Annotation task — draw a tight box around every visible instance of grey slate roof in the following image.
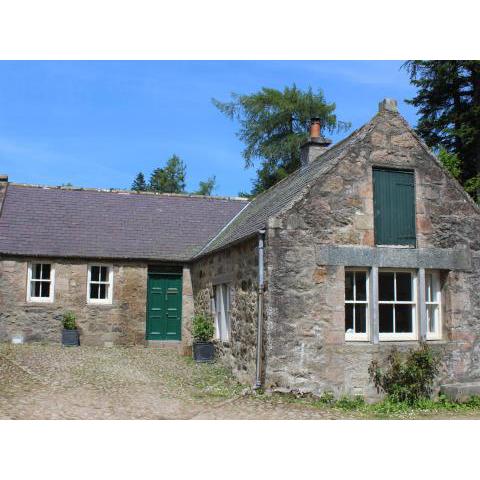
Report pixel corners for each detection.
[198,117,377,257]
[0,185,247,261]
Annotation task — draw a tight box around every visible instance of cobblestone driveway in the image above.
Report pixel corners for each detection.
[0,344,345,420]
[2,345,478,420]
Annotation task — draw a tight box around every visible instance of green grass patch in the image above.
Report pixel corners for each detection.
[255,391,480,419]
[182,357,244,399]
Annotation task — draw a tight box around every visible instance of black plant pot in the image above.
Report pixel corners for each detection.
[193,341,214,363]
[62,328,80,346]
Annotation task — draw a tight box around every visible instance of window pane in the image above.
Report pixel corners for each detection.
[396,272,412,301]
[395,304,413,333]
[379,272,394,301]
[100,266,108,282]
[345,304,354,332]
[379,304,394,332]
[99,283,107,299]
[355,305,367,333]
[90,283,99,299]
[32,280,41,297]
[32,263,42,280]
[355,272,367,301]
[91,266,100,282]
[345,271,354,301]
[40,281,50,298]
[425,274,433,302]
[41,264,51,280]
[427,304,438,333]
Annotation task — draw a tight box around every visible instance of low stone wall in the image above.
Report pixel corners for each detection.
[191,238,259,385]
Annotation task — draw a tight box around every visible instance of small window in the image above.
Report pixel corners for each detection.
[378,270,417,340]
[214,284,230,342]
[345,270,369,341]
[425,271,442,340]
[27,263,55,303]
[87,265,113,304]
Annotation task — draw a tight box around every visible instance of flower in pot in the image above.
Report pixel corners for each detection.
[61,311,80,346]
[192,313,215,362]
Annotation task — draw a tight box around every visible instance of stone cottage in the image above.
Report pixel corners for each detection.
[1,98,479,398]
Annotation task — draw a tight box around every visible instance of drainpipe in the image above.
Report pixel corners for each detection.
[254,229,266,389]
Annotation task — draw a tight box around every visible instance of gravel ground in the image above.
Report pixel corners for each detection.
[1,344,479,420]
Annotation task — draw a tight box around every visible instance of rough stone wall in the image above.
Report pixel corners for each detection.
[181,266,194,350]
[191,238,258,384]
[0,256,196,349]
[264,110,480,399]
[0,258,148,345]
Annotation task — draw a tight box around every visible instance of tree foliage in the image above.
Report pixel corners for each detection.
[131,155,217,196]
[213,84,350,195]
[437,147,462,180]
[404,61,480,201]
[131,172,147,192]
[195,175,217,196]
[149,154,186,193]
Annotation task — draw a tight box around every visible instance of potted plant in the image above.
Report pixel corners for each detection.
[192,313,215,362]
[62,311,80,346]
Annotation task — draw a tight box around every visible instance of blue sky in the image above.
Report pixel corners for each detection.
[0,61,418,196]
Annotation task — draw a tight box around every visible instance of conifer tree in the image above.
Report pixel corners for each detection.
[131,172,147,192]
[404,61,480,200]
[149,154,186,193]
[213,84,350,195]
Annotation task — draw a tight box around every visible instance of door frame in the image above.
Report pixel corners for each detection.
[146,270,183,341]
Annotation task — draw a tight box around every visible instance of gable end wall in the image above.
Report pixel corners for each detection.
[264,111,480,398]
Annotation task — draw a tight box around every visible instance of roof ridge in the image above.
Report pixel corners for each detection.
[8,183,248,202]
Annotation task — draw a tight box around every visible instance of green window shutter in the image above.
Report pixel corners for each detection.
[373,168,416,246]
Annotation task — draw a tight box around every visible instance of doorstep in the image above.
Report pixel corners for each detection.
[146,340,191,356]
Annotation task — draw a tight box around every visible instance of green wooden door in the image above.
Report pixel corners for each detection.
[146,274,182,340]
[373,168,416,246]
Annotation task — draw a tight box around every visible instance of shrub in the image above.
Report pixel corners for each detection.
[192,314,214,342]
[62,311,77,330]
[368,343,440,405]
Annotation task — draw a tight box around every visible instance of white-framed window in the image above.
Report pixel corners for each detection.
[214,284,230,342]
[425,271,442,340]
[378,269,417,341]
[345,269,369,341]
[87,265,113,304]
[27,263,55,303]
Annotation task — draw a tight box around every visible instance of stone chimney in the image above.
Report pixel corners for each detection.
[378,98,398,113]
[300,118,332,166]
[0,174,8,214]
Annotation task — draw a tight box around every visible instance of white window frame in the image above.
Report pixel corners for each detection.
[425,270,442,340]
[214,283,230,342]
[378,269,417,341]
[345,268,369,342]
[27,262,55,303]
[87,264,113,305]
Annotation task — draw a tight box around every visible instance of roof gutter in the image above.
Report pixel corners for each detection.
[254,229,266,389]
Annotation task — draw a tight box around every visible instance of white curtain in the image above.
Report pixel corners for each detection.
[215,284,230,341]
